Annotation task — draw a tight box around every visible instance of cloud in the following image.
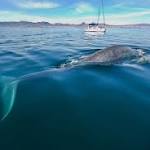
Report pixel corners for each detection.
[75,2,94,14]
[0,11,47,22]
[0,10,150,25]
[108,10,150,19]
[111,3,127,8]
[16,0,60,9]
[106,10,150,24]
[0,10,72,23]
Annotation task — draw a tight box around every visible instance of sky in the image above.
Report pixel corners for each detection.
[0,0,150,25]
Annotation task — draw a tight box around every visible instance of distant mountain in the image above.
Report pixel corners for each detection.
[0,21,150,28]
[0,21,51,27]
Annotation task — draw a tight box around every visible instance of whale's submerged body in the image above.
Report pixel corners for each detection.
[0,45,148,121]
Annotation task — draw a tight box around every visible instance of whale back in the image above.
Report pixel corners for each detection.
[82,45,139,64]
[61,45,144,68]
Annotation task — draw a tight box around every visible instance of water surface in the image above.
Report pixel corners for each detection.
[0,26,150,150]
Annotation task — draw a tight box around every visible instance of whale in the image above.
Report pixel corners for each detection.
[82,45,143,63]
[61,45,144,67]
[0,45,146,121]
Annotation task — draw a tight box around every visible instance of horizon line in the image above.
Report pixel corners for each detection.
[0,21,150,26]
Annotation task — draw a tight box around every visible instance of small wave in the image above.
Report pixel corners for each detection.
[121,64,144,71]
[137,55,150,64]
[0,40,15,45]
[23,33,45,37]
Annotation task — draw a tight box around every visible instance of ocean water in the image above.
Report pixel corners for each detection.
[0,26,150,150]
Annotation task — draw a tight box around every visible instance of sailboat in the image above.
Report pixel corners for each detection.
[85,0,106,33]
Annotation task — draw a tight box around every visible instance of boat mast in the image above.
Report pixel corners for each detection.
[101,0,106,28]
[97,0,101,25]
[97,0,105,27]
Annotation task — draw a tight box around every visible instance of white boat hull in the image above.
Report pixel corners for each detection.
[85,27,106,33]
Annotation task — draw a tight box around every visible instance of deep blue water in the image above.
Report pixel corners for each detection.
[0,26,150,150]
